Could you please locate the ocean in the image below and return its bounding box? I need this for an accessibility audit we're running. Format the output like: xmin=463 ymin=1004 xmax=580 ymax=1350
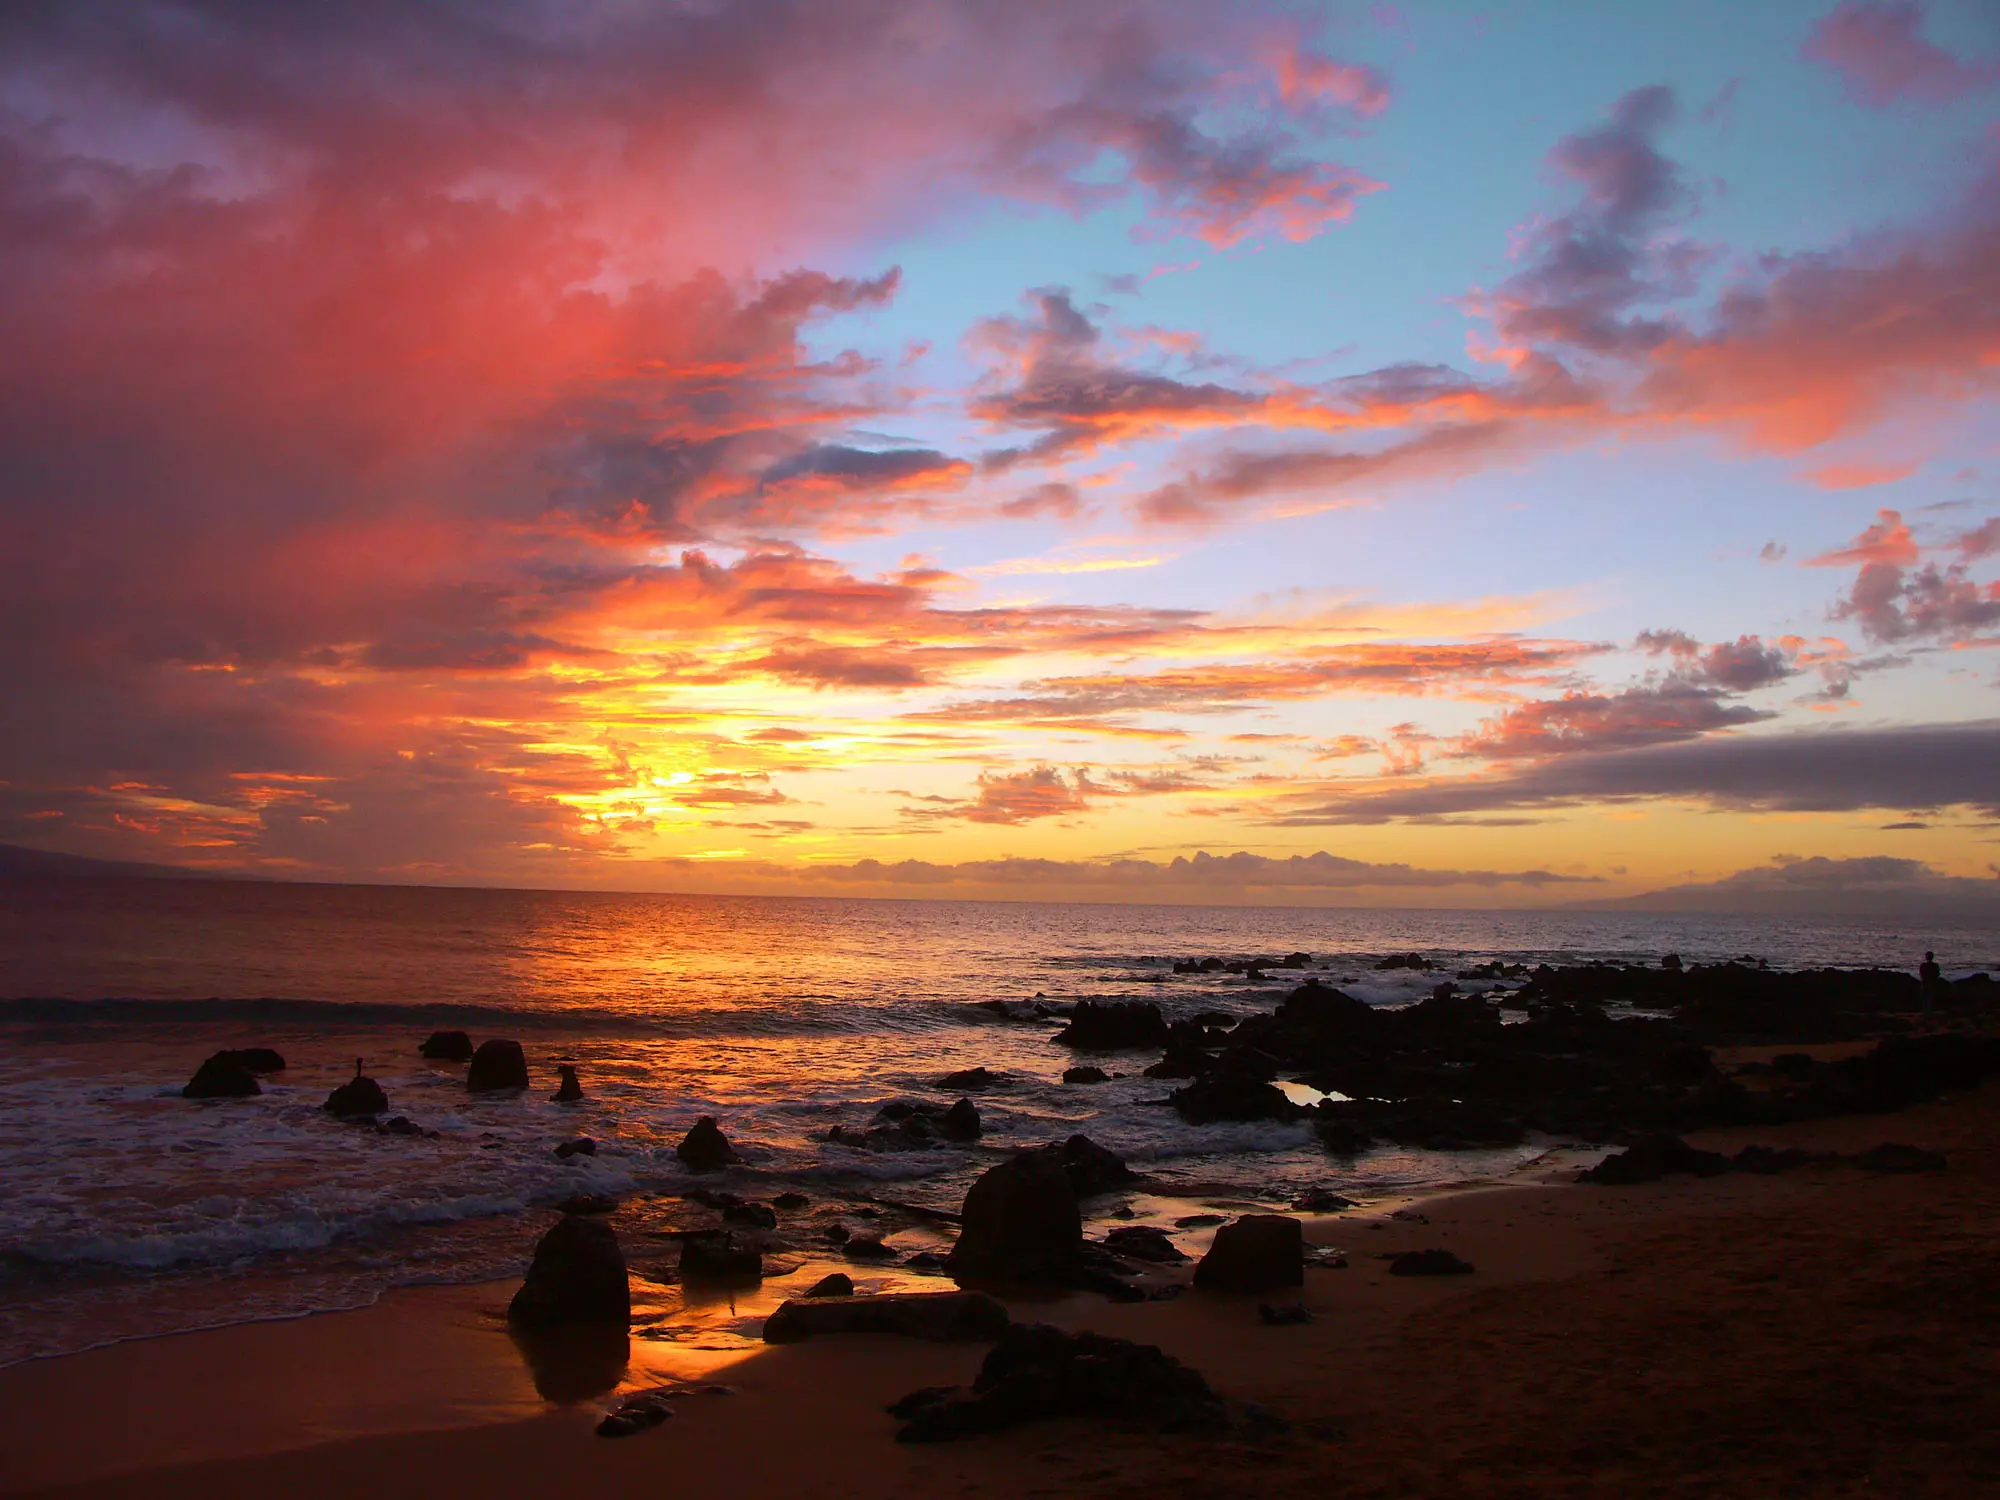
xmin=2 ymin=875 xmax=1993 ymax=1369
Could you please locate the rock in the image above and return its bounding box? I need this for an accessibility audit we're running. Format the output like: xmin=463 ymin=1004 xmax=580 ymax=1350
xmin=843 ymin=1236 xmax=898 ymax=1261
xmin=902 ymin=1252 xmax=947 ymax=1271
xmin=936 ymin=1067 xmax=1008 ymax=1091
xmin=1729 ymin=1144 xmax=1820 ymax=1175
xmin=1052 ymin=1000 xmax=1170 ymax=1051
xmin=1374 ymin=953 xmax=1432 ymax=971
xmin=1849 ymin=1142 xmax=1946 ymax=1173
xmin=1007 ymin=1133 xmax=1136 ymax=1198
xmin=181 ymin=1055 xmax=261 ymax=1099
xmin=418 ymin=1030 xmax=475 ymax=1061
xmin=722 ymin=1201 xmax=777 ymax=1229
xmin=889 ymin=1323 xmax=1228 ymax=1442
xmin=675 ymin=1116 xmax=739 ymax=1172
xmin=378 ymin=1115 xmax=423 ymax=1136
xmin=1168 ymin=1070 xmax=1298 ymax=1124
xmin=508 ymin=1215 xmax=629 ymax=1327
xmin=551 ymin=1064 xmax=583 ymax=1103
xmin=1387 ymin=1248 xmax=1475 ymax=1276
xmin=554 ymin=1193 xmax=619 ymax=1216
xmin=1193 ymin=1215 xmax=1303 ymax=1292
xmin=1579 ymin=1135 xmax=1731 ymax=1185
xmin=941 ymin=1097 xmax=981 ymax=1141
xmin=773 ymin=1192 xmax=811 ymax=1211
xmin=467 ymin=1039 xmax=529 ymax=1092
xmin=1175 ymin=1213 xmax=1225 ymax=1228
xmin=324 ymin=1069 xmax=388 ymax=1118
xmin=1281 ymin=952 xmax=1312 ymax=969
xmin=763 ymin=1290 xmax=1010 ymax=1345
xmin=944 ymin=1154 xmax=1082 ymax=1281
xmin=1290 ymin=1187 xmax=1358 ymax=1213
xmin=1258 ymin=1302 xmax=1312 ymax=1325
xmin=803 ymin=1273 xmax=854 ymax=1298
xmin=678 ymin=1230 xmax=761 ymax=1286
xmin=595 ymin=1388 xmax=676 ymax=1438
xmin=553 ymin=1137 xmax=596 ymax=1160
xmin=823 ymin=1224 xmax=851 ymax=1244
xmin=1063 ymin=1065 xmax=1110 ymax=1084
xmin=1103 ymin=1226 xmax=1187 ymax=1263
xmin=210 ymin=1048 xmax=286 ymax=1073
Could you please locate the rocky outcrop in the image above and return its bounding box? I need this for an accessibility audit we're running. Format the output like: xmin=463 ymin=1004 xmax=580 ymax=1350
xmin=803 ymin=1272 xmax=854 ymax=1297
xmin=1062 ymin=1065 xmax=1109 ymax=1084
xmin=1012 ymin=1133 xmax=1137 ymax=1197
xmin=1052 ymin=1000 xmax=1170 ymax=1051
xmin=1580 ymin=1135 xmax=1731 ymax=1184
xmin=1103 ymin=1225 xmax=1186 ymax=1263
xmin=890 ymin=1324 xmax=1228 ymax=1442
xmin=508 ymin=1215 xmax=630 ymax=1327
xmin=181 ymin=1055 xmax=261 ymax=1099
xmin=324 ymin=1065 xmax=388 ymax=1117
xmin=944 ymin=1154 xmax=1082 ymax=1281
xmin=551 ymin=1064 xmax=582 ymax=1103
xmin=466 ymin=1039 xmax=529 ymax=1092
xmin=722 ymin=1200 xmax=777 ymax=1229
xmin=210 ymin=1048 xmax=286 ymax=1073
xmin=1192 ymin=1215 xmax=1303 ymax=1292
xmin=763 ymin=1290 xmax=1009 ymax=1345
xmin=419 ymin=1031 xmax=475 ymax=1061
xmin=675 ymin=1116 xmax=738 ymax=1172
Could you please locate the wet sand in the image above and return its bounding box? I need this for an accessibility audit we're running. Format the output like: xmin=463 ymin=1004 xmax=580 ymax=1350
xmin=4 ymin=1074 xmax=1996 ymax=1500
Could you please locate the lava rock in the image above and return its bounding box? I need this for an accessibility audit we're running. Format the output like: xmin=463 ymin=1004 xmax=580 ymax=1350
xmin=944 ymin=1153 xmax=1082 ymax=1281
xmin=1387 ymin=1248 xmax=1475 ymax=1276
xmin=1052 ymin=1000 xmax=1170 ymax=1051
xmin=678 ymin=1230 xmax=761 ymax=1286
xmin=1062 ymin=1066 xmax=1110 ymax=1084
xmin=467 ymin=1039 xmax=529 ymax=1092
xmin=508 ymin=1215 xmax=630 ymax=1327
xmin=419 ymin=1031 xmax=475 ymax=1061
xmin=1102 ymin=1226 xmax=1187 ymax=1263
xmin=890 ymin=1323 xmax=1228 ymax=1442
xmin=1193 ymin=1215 xmax=1304 ymax=1292
xmin=553 ymin=1137 xmax=596 ymax=1160
xmin=181 ymin=1055 xmax=261 ymax=1099
xmin=764 ymin=1290 xmax=1010 ymax=1345
xmin=675 ymin=1116 xmax=739 ymax=1172
xmin=803 ymin=1272 xmax=854 ymax=1298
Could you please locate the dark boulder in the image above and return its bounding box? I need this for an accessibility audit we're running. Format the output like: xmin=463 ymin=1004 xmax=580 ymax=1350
xmin=936 ymin=1067 xmax=1008 ymax=1091
xmin=804 ymin=1273 xmax=854 ymax=1297
xmin=324 ymin=1069 xmax=388 ymax=1118
xmin=551 ymin=1064 xmax=583 ymax=1103
xmin=844 ymin=1235 xmax=898 ymax=1261
xmin=1014 ymin=1133 xmax=1137 ymax=1197
xmin=1063 ymin=1065 xmax=1110 ymax=1084
xmin=210 ymin=1048 xmax=286 ymax=1073
xmin=678 ymin=1230 xmax=761 ymax=1286
xmin=595 ymin=1388 xmax=676 ymax=1438
xmin=1387 ymin=1248 xmax=1475 ymax=1276
xmin=553 ymin=1137 xmax=596 ymax=1160
xmin=722 ymin=1200 xmax=778 ymax=1229
xmin=508 ymin=1215 xmax=629 ymax=1327
xmin=1168 ymin=1071 xmax=1298 ymax=1124
xmin=941 ymin=1097 xmax=981 ymax=1141
xmin=1579 ymin=1135 xmax=1730 ymax=1185
xmin=1290 ymin=1187 xmax=1358 ymax=1213
xmin=890 ymin=1323 xmax=1227 ymax=1442
xmin=419 ymin=1030 xmax=475 ymax=1061
xmin=945 ymin=1153 xmax=1082 ymax=1281
xmin=1103 ymin=1225 xmax=1187 ymax=1263
xmin=1193 ymin=1215 xmax=1303 ymax=1292
xmin=182 ymin=1056 xmax=260 ymax=1099
xmin=773 ymin=1191 xmax=810 ymax=1211
xmin=764 ymin=1290 xmax=1009 ymax=1345
xmin=1052 ymin=1000 xmax=1170 ymax=1051
xmin=467 ymin=1039 xmax=529 ymax=1092
xmin=676 ymin=1116 xmax=739 ymax=1172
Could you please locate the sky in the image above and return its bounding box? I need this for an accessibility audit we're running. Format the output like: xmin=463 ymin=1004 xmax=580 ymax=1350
xmin=1 ymin=0 xmax=1998 ymax=911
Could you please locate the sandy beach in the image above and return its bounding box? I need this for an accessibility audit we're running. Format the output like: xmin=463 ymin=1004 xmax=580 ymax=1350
xmin=5 ymin=1056 xmax=1994 ymax=1500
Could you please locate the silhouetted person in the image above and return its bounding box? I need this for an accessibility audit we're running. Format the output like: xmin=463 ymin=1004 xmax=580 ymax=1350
xmin=1919 ymin=951 xmax=1944 ymax=1018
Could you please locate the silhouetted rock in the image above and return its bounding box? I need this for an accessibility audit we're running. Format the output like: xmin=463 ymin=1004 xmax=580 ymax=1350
xmin=467 ymin=1038 xmax=529 ymax=1092
xmin=890 ymin=1323 xmax=1227 ymax=1442
xmin=803 ymin=1272 xmax=854 ymax=1297
xmin=553 ymin=1137 xmax=596 ymax=1160
xmin=1290 ymin=1187 xmax=1358 ymax=1212
xmin=551 ymin=1064 xmax=582 ymax=1103
xmin=508 ymin=1215 xmax=629 ymax=1327
xmin=764 ymin=1290 xmax=1009 ymax=1345
xmin=773 ymin=1191 xmax=810 ymax=1211
xmin=1375 ymin=953 xmax=1432 ymax=971
xmin=1013 ymin=1133 xmax=1137 ymax=1197
xmin=1387 ymin=1248 xmax=1474 ymax=1276
xmin=844 ymin=1235 xmax=898 ymax=1261
xmin=419 ymin=1030 xmax=475 ymax=1061
xmin=723 ymin=1200 xmax=777 ymax=1229
xmin=678 ymin=1230 xmax=761 ymax=1286
xmin=1169 ymin=1070 xmax=1298 ymax=1124
xmin=324 ymin=1067 xmax=388 ymax=1118
xmin=941 ymin=1097 xmax=981 ymax=1141
xmin=1193 ymin=1215 xmax=1303 ymax=1292
xmin=1258 ymin=1302 xmax=1312 ymax=1325
xmin=945 ymin=1154 xmax=1082 ymax=1281
xmin=554 ymin=1193 xmax=618 ymax=1216
xmin=675 ymin=1116 xmax=738 ymax=1172
xmin=1063 ymin=1065 xmax=1110 ymax=1084
xmin=1053 ymin=1000 xmax=1170 ymax=1051
xmin=1580 ymin=1135 xmax=1730 ymax=1185
xmin=1850 ymin=1142 xmax=1945 ymax=1173
xmin=1103 ymin=1225 xmax=1186 ymax=1263
xmin=210 ymin=1048 xmax=286 ymax=1073
xmin=936 ymin=1067 xmax=1008 ymax=1091
xmin=182 ymin=1055 xmax=261 ymax=1099
xmin=595 ymin=1387 xmax=676 ymax=1438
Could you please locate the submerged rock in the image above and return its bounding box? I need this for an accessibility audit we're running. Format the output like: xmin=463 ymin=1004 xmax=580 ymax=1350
xmin=508 ymin=1215 xmax=630 ymax=1327
xmin=181 ymin=1055 xmax=260 ymax=1099
xmin=675 ymin=1116 xmax=739 ymax=1172
xmin=763 ymin=1290 xmax=1009 ymax=1345
xmin=467 ymin=1038 xmax=529 ymax=1092
xmin=595 ymin=1388 xmax=676 ymax=1438
xmin=1193 ymin=1215 xmax=1303 ymax=1292
xmin=945 ymin=1153 xmax=1082 ymax=1282
xmin=419 ymin=1030 xmax=475 ymax=1061
xmin=889 ymin=1323 xmax=1227 ymax=1442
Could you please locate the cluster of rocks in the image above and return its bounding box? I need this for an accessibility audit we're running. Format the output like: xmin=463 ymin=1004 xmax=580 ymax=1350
xmin=180 ymin=1048 xmax=285 ymax=1098
xmin=1580 ymin=1133 xmax=1947 ymax=1185
xmin=825 ymin=1097 xmax=981 ymax=1151
xmin=1170 ymin=952 xmax=1311 ymax=976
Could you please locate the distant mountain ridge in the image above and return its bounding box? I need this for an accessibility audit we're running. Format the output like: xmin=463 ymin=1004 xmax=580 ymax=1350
xmin=0 ymin=843 xmax=218 ymax=880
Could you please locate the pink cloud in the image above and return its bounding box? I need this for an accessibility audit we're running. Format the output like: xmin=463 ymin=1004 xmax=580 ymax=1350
xmin=1803 ymin=2 xmax=2000 ymax=108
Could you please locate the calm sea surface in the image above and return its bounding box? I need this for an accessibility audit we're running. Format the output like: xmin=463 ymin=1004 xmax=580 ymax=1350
xmin=1 ymin=876 xmax=1993 ymax=1368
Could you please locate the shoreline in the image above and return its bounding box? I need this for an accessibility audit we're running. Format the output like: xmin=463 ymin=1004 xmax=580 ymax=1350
xmin=10 ymin=1067 xmax=1997 ymax=1498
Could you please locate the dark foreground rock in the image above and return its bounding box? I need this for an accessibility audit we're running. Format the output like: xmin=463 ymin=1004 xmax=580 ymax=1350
xmin=508 ymin=1215 xmax=629 ymax=1327
xmin=324 ymin=1067 xmax=389 ymax=1118
xmin=763 ymin=1290 xmax=1009 ymax=1345
xmin=890 ymin=1323 xmax=1229 ymax=1442
xmin=419 ymin=1030 xmax=475 ymax=1061
xmin=467 ymin=1038 xmax=529 ymax=1092
xmin=803 ymin=1272 xmax=854 ymax=1298
xmin=1053 ymin=1000 xmax=1170 ymax=1051
xmin=1387 ymin=1248 xmax=1475 ymax=1276
xmin=1014 ymin=1133 xmax=1137 ymax=1197
xmin=944 ymin=1154 xmax=1081 ymax=1281
xmin=676 ymin=1115 xmax=738 ymax=1171
xmin=1193 ymin=1215 xmax=1304 ymax=1292
xmin=182 ymin=1055 xmax=261 ymax=1099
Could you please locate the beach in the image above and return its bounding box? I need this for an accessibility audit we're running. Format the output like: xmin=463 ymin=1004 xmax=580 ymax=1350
xmin=6 ymin=1055 xmax=1994 ymax=1500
